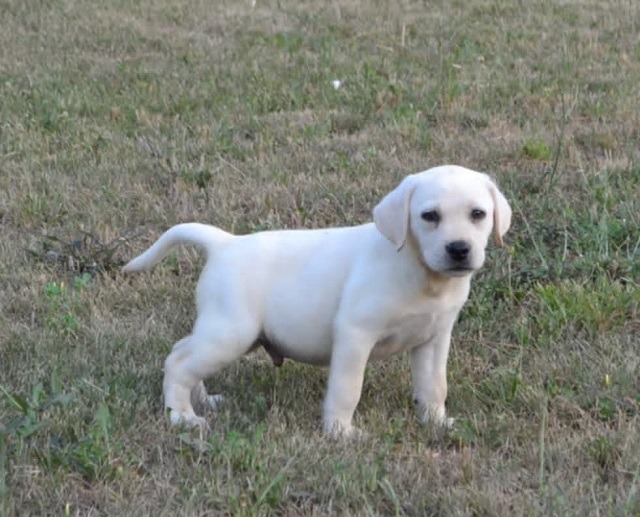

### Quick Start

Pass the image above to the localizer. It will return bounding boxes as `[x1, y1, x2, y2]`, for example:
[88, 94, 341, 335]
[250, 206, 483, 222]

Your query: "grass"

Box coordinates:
[1, 0, 639, 514]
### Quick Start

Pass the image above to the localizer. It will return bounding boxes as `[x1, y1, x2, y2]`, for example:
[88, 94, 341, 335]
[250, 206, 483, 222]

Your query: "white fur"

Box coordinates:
[123, 165, 511, 438]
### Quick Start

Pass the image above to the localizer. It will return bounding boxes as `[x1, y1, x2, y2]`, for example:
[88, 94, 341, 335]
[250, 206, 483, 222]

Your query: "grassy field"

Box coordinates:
[1, 0, 639, 514]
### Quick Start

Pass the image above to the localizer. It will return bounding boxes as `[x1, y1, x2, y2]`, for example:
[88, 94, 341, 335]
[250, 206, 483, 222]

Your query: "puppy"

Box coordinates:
[123, 165, 511, 438]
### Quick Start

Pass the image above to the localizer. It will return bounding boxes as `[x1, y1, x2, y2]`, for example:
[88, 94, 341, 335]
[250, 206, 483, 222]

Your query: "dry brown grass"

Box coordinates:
[1, 0, 639, 514]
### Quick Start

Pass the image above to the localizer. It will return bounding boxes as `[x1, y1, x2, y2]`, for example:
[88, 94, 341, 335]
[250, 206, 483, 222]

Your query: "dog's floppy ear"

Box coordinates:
[373, 175, 418, 251]
[486, 177, 512, 247]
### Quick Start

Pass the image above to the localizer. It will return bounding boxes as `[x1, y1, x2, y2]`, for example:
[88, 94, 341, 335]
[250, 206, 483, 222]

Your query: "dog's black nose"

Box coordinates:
[446, 240, 470, 261]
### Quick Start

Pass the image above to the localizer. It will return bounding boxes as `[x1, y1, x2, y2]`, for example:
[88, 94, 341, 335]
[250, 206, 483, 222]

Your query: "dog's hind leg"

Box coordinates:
[190, 381, 226, 412]
[163, 317, 258, 430]
[162, 338, 208, 429]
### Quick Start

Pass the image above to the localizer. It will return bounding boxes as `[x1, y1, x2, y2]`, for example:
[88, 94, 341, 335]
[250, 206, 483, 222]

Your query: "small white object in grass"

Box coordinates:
[332, 80, 342, 89]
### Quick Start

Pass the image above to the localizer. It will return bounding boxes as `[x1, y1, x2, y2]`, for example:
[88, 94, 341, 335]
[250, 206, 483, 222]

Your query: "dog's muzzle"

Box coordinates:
[445, 240, 473, 272]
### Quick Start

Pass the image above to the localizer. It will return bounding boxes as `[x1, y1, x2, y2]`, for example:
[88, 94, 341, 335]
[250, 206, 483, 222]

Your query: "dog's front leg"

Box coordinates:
[323, 327, 373, 439]
[410, 331, 454, 428]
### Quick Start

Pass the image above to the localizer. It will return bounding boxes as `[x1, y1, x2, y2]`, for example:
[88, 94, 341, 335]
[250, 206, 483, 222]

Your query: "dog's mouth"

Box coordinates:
[421, 252, 477, 277]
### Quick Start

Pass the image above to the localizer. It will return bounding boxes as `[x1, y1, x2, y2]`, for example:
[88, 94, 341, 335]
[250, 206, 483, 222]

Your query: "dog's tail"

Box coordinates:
[123, 223, 233, 273]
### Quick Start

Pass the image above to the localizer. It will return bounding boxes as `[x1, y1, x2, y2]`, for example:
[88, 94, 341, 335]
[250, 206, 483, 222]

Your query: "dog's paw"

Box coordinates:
[417, 404, 453, 428]
[323, 420, 365, 441]
[206, 394, 226, 411]
[169, 410, 210, 432]
[344, 426, 367, 441]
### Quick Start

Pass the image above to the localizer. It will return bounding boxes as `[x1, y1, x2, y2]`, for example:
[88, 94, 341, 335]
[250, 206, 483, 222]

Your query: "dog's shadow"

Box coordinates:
[200, 352, 417, 438]
[202, 352, 328, 433]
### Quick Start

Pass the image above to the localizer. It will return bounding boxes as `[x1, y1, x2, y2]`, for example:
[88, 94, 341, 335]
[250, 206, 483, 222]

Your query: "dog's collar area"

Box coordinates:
[446, 266, 474, 273]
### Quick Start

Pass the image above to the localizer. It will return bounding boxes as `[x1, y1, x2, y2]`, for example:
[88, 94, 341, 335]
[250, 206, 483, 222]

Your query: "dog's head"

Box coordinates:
[373, 165, 512, 276]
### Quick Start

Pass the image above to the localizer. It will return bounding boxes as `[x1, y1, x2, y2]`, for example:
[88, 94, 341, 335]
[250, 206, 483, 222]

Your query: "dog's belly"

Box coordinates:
[258, 232, 359, 366]
[255, 333, 332, 366]
[260, 289, 343, 365]
[261, 313, 438, 366]
[261, 276, 339, 366]
[257, 328, 331, 366]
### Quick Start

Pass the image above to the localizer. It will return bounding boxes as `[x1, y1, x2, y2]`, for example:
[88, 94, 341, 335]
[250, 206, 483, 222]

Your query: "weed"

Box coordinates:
[588, 435, 622, 481]
[28, 232, 134, 275]
[41, 273, 94, 336]
[44, 403, 121, 482]
[1, 383, 73, 442]
[532, 278, 637, 339]
[522, 138, 552, 161]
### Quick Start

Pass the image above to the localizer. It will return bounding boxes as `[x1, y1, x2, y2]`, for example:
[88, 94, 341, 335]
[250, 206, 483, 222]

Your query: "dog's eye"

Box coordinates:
[471, 209, 486, 221]
[421, 210, 440, 223]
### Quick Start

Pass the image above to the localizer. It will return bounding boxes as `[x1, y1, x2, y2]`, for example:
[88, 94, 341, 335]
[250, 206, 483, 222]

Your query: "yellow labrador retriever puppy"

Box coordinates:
[124, 165, 511, 438]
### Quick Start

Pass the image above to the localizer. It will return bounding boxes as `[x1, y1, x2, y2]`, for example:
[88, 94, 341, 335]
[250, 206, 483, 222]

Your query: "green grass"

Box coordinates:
[1, 0, 639, 514]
